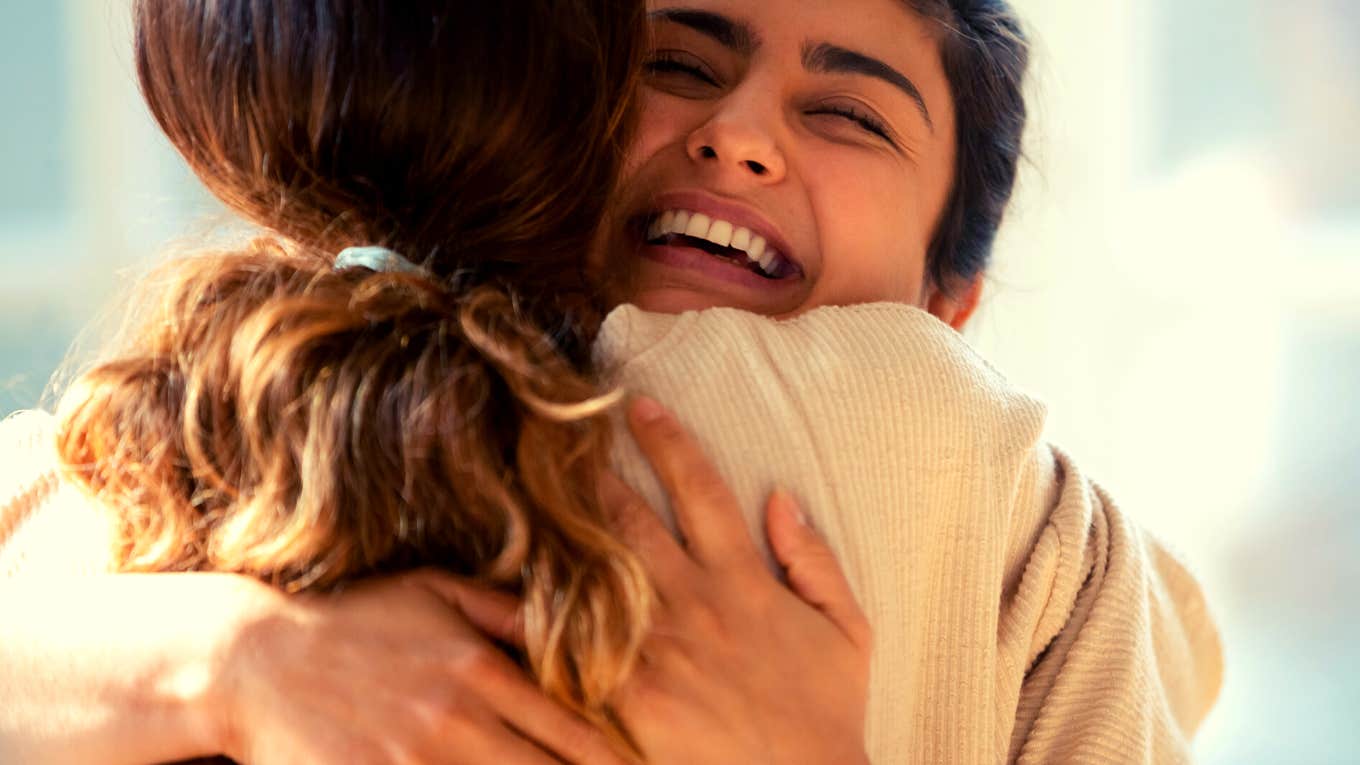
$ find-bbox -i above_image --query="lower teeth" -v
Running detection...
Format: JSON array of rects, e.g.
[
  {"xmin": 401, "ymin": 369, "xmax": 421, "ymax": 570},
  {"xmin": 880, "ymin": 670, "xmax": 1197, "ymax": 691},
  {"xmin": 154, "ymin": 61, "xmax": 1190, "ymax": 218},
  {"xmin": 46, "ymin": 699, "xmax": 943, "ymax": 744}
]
[{"xmin": 646, "ymin": 233, "xmax": 775, "ymax": 279}]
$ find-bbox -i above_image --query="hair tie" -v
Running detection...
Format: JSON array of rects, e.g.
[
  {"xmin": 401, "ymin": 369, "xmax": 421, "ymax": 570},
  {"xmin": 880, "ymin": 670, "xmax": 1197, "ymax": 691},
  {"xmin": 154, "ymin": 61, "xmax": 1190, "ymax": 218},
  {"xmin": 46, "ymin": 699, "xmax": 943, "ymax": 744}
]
[{"xmin": 334, "ymin": 246, "xmax": 424, "ymax": 275}]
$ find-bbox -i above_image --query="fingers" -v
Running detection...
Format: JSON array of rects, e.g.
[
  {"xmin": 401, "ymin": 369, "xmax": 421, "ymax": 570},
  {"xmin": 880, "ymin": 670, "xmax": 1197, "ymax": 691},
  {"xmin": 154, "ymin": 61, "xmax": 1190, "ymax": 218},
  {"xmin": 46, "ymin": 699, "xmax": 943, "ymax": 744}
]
[
  {"xmin": 454, "ymin": 584, "xmax": 526, "ymax": 647},
  {"xmin": 599, "ymin": 471, "xmax": 691, "ymax": 586},
  {"xmin": 431, "ymin": 710, "xmax": 575, "ymax": 765},
  {"xmin": 764, "ymin": 490, "xmax": 871, "ymax": 650},
  {"xmin": 464, "ymin": 647, "xmax": 631, "ymax": 765},
  {"xmin": 626, "ymin": 397, "xmax": 758, "ymax": 567},
  {"xmin": 410, "ymin": 570, "xmax": 524, "ymax": 646},
  {"xmin": 469, "ymin": 723, "xmax": 566, "ymax": 765}
]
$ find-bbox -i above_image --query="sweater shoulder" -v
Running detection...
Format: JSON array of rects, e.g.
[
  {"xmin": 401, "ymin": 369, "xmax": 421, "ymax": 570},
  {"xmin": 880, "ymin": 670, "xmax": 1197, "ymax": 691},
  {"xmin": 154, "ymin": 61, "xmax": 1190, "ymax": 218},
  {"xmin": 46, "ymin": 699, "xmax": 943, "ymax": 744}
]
[
  {"xmin": 0, "ymin": 410, "xmax": 63, "ymax": 542},
  {"xmin": 0, "ymin": 410, "xmax": 115, "ymax": 578},
  {"xmin": 596, "ymin": 303, "xmax": 1049, "ymax": 452}
]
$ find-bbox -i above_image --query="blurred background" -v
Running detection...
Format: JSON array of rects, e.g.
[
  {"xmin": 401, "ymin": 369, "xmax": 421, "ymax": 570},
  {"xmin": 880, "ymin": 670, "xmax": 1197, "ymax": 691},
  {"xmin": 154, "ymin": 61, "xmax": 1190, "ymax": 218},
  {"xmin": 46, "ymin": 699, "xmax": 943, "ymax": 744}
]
[{"xmin": 0, "ymin": 1, "xmax": 1355, "ymax": 761}]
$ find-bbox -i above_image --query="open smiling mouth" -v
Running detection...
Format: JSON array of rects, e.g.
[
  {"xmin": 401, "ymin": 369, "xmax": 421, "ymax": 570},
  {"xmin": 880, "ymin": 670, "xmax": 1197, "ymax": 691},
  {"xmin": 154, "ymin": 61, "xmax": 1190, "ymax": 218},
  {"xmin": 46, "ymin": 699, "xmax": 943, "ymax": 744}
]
[{"xmin": 642, "ymin": 210, "xmax": 801, "ymax": 281}]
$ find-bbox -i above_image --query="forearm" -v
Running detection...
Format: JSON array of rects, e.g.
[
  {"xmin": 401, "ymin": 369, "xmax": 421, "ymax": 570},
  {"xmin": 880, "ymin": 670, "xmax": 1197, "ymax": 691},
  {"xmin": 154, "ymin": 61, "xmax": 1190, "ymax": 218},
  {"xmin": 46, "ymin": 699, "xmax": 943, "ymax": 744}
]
[{"xmin": 0, "ymin": 572, "xmax": 268, "ymax": 764}]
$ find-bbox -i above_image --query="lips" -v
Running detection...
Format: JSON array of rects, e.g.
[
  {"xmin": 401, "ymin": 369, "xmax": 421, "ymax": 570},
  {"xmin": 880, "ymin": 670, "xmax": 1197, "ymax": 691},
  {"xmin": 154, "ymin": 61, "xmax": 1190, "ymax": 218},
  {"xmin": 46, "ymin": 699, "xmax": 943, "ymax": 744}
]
[
  {"xmin": 643, "ymin": 209, "xmax": 799, "ymax": 279},
  {"xmin": 628, "ymin": 190, "xmax": 804, "ymax": 285}
]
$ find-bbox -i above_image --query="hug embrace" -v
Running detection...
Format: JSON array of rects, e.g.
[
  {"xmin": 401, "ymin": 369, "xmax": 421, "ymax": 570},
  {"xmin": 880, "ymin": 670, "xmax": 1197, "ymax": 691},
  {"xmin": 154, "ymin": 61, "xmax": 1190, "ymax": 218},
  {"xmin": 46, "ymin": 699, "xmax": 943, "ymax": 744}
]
[{"xmin": 0, "ymin": 0, "xmax": 1223, "ymax": 763}]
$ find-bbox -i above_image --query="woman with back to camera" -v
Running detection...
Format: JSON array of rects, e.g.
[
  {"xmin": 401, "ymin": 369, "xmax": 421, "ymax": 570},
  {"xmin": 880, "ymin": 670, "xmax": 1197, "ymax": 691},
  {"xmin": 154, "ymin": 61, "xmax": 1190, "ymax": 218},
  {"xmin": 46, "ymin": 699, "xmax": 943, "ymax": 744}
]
[
  {"xmin": 0, "ymin": 0, "xmax": 1223, "ymax": 763},
  {"xmin": 0, "ymin": 1, "xmax": 869, "ymax": 762}
]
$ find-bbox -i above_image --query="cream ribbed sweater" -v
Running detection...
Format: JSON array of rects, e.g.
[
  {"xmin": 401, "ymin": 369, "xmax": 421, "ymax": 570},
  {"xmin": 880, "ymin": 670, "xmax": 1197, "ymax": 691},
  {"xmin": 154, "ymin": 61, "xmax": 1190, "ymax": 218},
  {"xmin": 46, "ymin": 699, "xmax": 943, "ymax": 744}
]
[{"xmin": 1, "ymin": 303, "xmax": 1222, "ymax": 764}]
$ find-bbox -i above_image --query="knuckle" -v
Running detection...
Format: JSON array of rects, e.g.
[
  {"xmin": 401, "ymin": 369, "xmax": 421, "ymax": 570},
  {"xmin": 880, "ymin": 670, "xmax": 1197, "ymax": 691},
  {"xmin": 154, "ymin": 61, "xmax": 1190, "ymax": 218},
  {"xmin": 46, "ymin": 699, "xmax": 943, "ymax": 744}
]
[
  {"xmin": 686, "ymin": 479, "xmax": 732, "ymax": 509},
  {"xmin": 450, "ymin": 643, "xmax": 505, "ymax": 686},
  {"xmin": 727, "ymin": 558, "xmax": 774, "ymax": 591},
  {"xmin": 408, "ymin": 684, "xmax": 465, "ymax": 727}
]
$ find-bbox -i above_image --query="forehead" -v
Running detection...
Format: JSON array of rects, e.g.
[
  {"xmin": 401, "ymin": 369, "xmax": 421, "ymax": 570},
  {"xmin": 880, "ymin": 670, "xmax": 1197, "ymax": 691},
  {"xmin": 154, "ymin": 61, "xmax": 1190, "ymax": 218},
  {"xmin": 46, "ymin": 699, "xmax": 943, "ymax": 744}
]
[
  {"xmin": 645, "ymin": 0, "xmax": 943, "ymax": 59},
  {"xmin": 645, "ymin": 0, "xmax": 954, "ymax": 127}
]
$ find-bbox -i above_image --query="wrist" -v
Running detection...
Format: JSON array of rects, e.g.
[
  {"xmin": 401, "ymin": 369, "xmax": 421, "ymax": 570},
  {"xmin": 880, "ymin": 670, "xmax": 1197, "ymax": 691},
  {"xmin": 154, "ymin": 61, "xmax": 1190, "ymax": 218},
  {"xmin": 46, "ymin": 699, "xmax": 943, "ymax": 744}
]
[{"xmin": 173, "ymin": 573, "xmax": 289, "ymax": 759}]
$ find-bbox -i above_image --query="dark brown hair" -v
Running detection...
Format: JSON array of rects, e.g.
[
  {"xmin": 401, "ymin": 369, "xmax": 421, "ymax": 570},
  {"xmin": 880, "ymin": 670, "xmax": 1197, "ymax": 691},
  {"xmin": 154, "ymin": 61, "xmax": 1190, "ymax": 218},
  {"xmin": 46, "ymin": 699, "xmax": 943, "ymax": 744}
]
[
  {"xmin": 56, "ymin": 0, "xmax": 649, "ymax": 738},
  {"xmin": 912, "ymin": 0, "xmax": 1030, "ymax": 292}
]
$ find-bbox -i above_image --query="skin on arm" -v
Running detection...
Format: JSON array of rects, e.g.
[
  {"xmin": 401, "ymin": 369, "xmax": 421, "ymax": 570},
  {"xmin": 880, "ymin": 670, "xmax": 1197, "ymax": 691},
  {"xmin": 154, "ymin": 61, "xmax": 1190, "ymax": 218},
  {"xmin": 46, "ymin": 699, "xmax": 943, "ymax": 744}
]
[
  {"xmin": 0, "ymin": 570, "xmax": 627, "ymax": 765},
  {"xmin": 0, "ymin": 398, "xmax": 864, "ymax": 764},
  {"xmin": 0, "ymin": 573, "xmax": 265, "ymax": 764}
]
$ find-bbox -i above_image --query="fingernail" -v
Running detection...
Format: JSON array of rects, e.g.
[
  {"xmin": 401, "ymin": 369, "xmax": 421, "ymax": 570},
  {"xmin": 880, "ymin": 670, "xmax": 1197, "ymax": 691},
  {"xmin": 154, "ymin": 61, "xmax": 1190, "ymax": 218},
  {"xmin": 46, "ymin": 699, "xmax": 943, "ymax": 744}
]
[
  {"xmin": 772, "ymin": 488, "xmax": 807, "ymax": 526},
  {"xmin": 631, "ymin": 395, "xmax": 665, "ymax": 424}
]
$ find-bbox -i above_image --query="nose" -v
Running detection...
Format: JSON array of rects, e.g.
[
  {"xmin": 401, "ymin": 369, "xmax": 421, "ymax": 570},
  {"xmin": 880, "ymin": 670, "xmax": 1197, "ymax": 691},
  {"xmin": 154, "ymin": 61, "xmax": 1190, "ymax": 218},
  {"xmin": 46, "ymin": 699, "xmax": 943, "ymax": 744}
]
[{"xmin": 684, "ymin": 111, "xmax": 787, "ymax": 185}]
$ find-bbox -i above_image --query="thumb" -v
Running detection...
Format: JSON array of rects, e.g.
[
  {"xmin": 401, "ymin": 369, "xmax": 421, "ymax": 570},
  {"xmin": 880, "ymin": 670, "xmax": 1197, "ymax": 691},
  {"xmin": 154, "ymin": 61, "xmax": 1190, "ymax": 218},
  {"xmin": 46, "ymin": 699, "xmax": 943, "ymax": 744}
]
[{"xmin": 764, "ymin": 490, "xmax": 871, "ymax": 650}]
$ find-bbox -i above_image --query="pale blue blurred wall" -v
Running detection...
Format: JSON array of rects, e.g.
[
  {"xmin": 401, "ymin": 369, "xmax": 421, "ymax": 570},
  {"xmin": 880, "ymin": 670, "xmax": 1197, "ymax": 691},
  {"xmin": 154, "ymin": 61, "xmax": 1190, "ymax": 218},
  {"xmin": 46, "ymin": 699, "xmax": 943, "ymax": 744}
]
[
  {"xmin": 0, "ymin": 1, "xmax": 214, "ymax": 411},
  {"xmin": 0, "ymin": 3, "xmax": 70, "ymax": 215},
  {"xmin": 1151, "ymin": 14, "xmax": 1360, "ymax": 763},
  {"xmin": 0, "ymin": 2, "xmax": 73, "ymax": 409}
]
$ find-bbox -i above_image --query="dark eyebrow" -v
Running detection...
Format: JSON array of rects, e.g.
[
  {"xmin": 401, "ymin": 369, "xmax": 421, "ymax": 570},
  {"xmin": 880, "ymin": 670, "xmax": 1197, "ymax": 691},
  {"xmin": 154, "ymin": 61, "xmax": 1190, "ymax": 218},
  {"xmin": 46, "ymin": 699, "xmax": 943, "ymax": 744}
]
[
  {"xmin": 647, "ymin": 8, "xmax": 759, "ymax": 57},
  {"xmin": 802, "ymin": 42, "xmax": 934, "ymax": 133}
]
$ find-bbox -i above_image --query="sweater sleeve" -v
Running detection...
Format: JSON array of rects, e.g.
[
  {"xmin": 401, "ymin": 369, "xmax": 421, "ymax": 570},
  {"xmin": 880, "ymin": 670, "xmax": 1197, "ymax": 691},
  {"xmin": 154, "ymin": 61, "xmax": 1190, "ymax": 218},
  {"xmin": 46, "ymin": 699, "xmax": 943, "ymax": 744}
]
[
  {"xmin": 0, "ymin": 410, "xmax": 115, "ymax": 580},
  {"xmin": 997, "ymin": 447, "xmax": 1225, "ymax": 765}
]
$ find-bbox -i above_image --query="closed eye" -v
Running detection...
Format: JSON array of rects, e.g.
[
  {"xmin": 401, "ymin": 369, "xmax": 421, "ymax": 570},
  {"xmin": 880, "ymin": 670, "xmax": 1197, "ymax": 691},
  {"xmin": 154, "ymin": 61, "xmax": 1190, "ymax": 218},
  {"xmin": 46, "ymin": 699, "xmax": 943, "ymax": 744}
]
[
  {"xmin": 809, "ymin": 104, "xmax": 895, "ymax": 145},
  {"xmin": 644, "ymin": 51, "xmax": 721, "ymax": 87}
]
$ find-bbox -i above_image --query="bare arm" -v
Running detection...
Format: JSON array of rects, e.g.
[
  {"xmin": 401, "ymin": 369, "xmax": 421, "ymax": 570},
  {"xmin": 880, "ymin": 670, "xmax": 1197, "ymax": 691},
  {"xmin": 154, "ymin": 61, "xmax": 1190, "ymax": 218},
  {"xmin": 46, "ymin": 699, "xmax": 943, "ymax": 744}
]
[
  {"xmin": 0, "ymin": 572, "xmax": 259, "ymax": 764},
  {"xmin": 2, "ymin": 412, "xmax": 227, "ymax": 762},
  {"xmin": 0, "ymin": 569, "xmax": 630, "ymax": 765},
  {"xmin": 0, "ymin": 410, "xmax": 624, "ymax": 765}
]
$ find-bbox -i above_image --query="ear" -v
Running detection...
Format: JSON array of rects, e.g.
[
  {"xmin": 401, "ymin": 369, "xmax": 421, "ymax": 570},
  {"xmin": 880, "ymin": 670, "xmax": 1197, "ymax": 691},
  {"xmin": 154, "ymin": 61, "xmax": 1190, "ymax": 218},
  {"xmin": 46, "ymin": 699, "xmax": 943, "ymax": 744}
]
[{"xmin": 925, "ymin": 276, "xmax": 984, "ymax": 331}]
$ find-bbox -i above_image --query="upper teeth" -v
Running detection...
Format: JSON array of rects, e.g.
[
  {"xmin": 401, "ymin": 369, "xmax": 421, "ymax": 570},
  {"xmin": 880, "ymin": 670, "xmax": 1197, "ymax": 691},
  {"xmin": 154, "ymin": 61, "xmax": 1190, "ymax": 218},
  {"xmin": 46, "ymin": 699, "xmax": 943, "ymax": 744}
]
[{"xmin": 647, "ymin": 209, "xmax": 778, "ymax": 275}]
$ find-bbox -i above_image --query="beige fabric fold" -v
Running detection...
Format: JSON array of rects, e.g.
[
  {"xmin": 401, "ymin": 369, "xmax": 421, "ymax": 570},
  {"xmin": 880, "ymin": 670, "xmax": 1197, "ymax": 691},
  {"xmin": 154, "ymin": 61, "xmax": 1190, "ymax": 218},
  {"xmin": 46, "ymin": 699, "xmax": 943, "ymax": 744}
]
[
  {"xmin": 594, "ymin": 303, "xmax": 1222, "ymax": 764},
  {"xmin": 0, "ymin": 410, "xmax": 113, "ymax": 581},
  {"xmin": 1, "ymin": 302, "xmax": 1222, "ymax": 763}
]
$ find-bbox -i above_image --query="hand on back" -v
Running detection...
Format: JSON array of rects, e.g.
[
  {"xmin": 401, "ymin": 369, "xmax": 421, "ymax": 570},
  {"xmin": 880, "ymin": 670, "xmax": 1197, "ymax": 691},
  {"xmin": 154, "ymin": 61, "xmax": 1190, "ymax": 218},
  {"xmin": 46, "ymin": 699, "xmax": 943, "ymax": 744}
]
[
  {"xmin": 602, "ymin": 398, "xmax": 872, "ymax": 765},
  {"xmin": 215, "ymin": 571, "xmax": 626, "ymax": 765},
  {"xmin": 214, "ymin": 397, "xmax": 870, "ymax": 764}
]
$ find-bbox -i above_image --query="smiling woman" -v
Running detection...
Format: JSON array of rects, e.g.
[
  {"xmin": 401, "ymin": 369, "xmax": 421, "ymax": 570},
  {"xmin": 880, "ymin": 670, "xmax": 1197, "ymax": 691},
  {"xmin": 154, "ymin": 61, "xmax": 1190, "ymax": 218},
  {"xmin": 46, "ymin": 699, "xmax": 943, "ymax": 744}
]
[
  {"xmin": 597, "ymin": 0, "xmax": 1025, "ymax": 322},
  {"xmin": 0, "ymin": 0, "xmax": 664, "ymax": 761},
  {"xmin": 588, "ymin": 1, "xmax": 1220, "ymax": 762}
]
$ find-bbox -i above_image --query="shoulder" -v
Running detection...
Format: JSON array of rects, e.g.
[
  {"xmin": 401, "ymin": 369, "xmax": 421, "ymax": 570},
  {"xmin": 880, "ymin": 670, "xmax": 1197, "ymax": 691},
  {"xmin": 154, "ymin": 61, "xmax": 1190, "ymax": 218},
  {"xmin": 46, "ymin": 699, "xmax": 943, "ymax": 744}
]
[
  {"xmin": 0, "ymin": 409, "xmax": 62, "ymax": 520},
  {"xmin": 0, "ymin": 409, "xmax": 116, "ymax": 578},
  {"xmin": 0, "ymin": 408, "xmax": 59, "ymax": 457},
  {"xmin": 1, "ymin": 410, "xmax": 64, "ymax": 560},
  {"xmin": 596, "ymin": 302, "xmax": 1048, "ymax": 452}
]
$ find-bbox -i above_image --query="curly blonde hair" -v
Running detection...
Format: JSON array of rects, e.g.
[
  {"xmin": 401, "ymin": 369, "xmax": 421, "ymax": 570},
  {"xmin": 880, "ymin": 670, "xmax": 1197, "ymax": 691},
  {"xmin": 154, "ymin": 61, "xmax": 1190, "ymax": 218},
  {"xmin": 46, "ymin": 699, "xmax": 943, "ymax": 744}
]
[{"xmin": 56, "ymin": 0, "xmax": 649, "ymax": 743}]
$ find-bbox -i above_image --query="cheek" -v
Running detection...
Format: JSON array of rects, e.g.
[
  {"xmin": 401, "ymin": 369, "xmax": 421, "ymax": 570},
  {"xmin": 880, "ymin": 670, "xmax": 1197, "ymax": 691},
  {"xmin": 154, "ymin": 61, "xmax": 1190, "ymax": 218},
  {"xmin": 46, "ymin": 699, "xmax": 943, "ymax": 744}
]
[
  {"xmin": 624, "ymin": 93, "xmax": 695, "ymax": 177},
  {"xmin": 811, "ymin": 162, "xmax": 929, "ymax": 305}
]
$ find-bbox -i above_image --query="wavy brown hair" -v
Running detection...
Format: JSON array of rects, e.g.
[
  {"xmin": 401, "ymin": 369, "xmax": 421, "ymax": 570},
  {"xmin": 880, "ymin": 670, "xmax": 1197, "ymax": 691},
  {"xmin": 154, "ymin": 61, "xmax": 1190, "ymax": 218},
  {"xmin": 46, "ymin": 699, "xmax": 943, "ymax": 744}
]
[
  {"xmin": 910, "ymin": 0, "xmax": 1030, "ymax": 292},
  {"xmin": 55, "ymin": 0, "xmax": 649, "ymax": 741}
]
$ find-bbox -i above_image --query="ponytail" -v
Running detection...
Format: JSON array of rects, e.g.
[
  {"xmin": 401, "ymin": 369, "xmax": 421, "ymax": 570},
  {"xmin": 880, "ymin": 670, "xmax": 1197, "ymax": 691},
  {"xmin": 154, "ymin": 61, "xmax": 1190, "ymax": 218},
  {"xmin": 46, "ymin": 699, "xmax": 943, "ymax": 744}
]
[{"xmin": 57, "ymin": 238, "xmax": 650, "ymax": 732}]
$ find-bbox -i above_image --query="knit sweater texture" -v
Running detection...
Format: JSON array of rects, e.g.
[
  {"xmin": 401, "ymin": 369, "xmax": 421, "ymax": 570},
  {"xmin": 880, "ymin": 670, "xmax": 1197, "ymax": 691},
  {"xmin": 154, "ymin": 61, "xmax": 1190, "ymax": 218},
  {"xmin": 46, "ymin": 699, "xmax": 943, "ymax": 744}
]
[{"xmin": 0, "ymin": 302, "xmax": 1223, "ymax": 763}]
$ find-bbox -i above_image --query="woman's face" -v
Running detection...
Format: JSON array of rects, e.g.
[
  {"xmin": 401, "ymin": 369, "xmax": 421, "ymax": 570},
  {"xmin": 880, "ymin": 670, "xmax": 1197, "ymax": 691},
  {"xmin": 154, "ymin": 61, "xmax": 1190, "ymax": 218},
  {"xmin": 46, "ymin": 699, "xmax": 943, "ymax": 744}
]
[{"xmin": 596, "ymin": 0, "xmax": 970, "ymax": 321}]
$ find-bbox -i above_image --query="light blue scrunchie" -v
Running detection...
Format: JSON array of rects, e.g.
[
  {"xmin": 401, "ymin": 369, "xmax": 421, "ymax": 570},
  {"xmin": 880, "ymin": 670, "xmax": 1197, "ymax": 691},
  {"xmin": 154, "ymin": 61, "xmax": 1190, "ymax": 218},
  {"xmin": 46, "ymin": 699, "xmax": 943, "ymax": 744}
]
[{"xmin": 334, "ymin": 246, "xmax": 424, "ymax": 275}]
